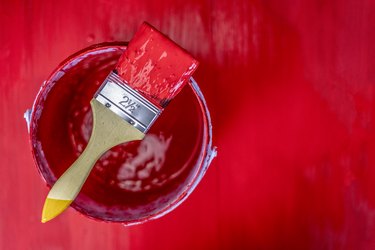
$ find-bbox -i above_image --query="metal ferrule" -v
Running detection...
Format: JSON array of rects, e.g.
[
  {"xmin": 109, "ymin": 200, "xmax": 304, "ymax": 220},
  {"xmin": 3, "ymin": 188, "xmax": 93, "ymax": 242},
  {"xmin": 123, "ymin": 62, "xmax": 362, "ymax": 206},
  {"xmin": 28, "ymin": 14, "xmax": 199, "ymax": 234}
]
[{"xmin": 94, "ymin": 71, "xmax": 162, "ymax": 133}]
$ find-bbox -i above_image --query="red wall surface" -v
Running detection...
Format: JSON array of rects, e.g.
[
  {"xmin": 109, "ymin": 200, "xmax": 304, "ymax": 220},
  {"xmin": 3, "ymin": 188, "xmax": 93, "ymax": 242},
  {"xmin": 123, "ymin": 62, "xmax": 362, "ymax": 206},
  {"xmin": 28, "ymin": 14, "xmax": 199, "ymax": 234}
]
[{"xmin": 1, "ymin": 0, "xmax": 375, "ymax": 249}]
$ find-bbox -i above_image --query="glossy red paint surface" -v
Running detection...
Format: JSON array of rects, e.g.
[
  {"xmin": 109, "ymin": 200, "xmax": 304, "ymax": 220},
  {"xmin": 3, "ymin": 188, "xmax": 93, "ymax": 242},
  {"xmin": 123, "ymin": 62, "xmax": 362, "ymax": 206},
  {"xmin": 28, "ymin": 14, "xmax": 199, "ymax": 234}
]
[{"xmin": 1, "ymin": 0, "xmax": 375, "ymax": 249}]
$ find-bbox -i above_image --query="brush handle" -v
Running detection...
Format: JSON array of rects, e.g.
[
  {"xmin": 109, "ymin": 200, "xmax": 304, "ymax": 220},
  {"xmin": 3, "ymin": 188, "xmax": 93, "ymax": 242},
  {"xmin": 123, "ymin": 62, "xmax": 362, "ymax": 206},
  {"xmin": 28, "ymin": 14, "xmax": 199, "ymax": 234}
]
[{"xmin": 42, "ymin": 99, "xmax": 144, "ymax": 221}]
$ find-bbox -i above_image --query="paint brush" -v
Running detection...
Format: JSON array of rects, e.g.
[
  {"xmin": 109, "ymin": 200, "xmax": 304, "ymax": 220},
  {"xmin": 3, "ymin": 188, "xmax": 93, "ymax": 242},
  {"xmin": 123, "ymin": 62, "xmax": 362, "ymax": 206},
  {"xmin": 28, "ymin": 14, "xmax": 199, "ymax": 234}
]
[{"xmin": 41, "ymin": 22, "xmax": 199, "ymax": 223}]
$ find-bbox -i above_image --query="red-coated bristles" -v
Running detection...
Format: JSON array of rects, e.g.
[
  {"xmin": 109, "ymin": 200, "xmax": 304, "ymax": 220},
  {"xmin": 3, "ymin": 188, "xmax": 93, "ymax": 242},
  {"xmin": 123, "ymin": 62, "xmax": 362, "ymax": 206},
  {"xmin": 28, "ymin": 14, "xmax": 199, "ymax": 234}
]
[{"xmin": 115, "ymin": 22, "xmax": 199, "ymax": 108}]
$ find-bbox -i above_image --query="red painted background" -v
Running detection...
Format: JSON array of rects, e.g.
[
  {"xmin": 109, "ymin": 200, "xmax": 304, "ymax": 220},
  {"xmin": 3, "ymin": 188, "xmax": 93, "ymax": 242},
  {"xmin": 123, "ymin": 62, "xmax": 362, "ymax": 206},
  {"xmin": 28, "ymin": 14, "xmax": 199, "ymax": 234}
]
[{"xmin": 1, "ymin": 0, "xmax": 375, "ymax": 249}]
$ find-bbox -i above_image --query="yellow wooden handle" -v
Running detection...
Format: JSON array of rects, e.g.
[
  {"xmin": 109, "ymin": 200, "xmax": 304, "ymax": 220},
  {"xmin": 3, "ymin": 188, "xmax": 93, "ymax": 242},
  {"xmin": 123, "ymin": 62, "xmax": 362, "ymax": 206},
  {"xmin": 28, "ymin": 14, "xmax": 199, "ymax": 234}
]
[{"xmin": 41, "ymin": 99, "xmax": 145, "ymax": 223}]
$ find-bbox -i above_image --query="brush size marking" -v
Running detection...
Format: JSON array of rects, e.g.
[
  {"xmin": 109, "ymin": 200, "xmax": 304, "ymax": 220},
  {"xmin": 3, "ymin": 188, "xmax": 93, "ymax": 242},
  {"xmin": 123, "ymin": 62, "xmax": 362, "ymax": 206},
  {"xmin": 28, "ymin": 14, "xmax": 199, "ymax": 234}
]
[
  {"xmin": 119, "ymin": 95, "xmax": 140, "ymax": 113},
  {"xmin": 95, "ymin": 72, "xmax": 161, "ymax": 133}
]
